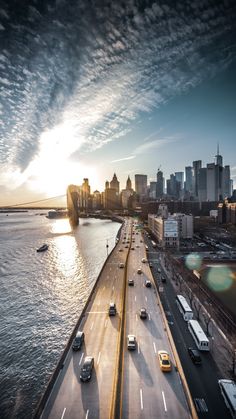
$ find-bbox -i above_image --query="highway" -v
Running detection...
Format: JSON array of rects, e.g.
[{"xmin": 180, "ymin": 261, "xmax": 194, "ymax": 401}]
[
  {"xmin": 41, "ymin": 219, "xmax": 132, "ymax": 419},
  {"xmin": 121, "ymin": 227, "xmax": 190, "ymax": 419},
  {"xmin": 144, "ymin": 234, "xmax": 231, "ymax": 418},
  {"xmin": 40, "ymin": 219, "xmax": 191, "ymax": 419}
]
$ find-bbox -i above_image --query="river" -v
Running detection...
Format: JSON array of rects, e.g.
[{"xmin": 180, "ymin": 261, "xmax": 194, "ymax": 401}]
[{"xmin": 0, "ymin": 210, "xmax": 121, "ymax": 419}]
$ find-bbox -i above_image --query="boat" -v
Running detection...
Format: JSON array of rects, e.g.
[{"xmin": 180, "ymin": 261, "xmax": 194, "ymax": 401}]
[
  {"xmin": 36, "ymin": 244, "xmax": 49, "ymax": 252},
  {"xmin": 46, "ymin": 210, "xmax": 68, "ymax": 219}
]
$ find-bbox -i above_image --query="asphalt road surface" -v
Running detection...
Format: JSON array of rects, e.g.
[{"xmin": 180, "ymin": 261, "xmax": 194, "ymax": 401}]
[
  {"xmin": 121, "ymin": 228, "xmax": 190, "ymax": 419},
  {"xmin": 41, "ymin": 219, "xmax": 132, "ymax": 419}
]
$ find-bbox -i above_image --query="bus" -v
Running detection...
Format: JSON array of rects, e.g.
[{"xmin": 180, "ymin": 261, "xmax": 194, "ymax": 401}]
[
  {"xmin": 176, "ymin": 295, "xmax": 193, "ymax": 321},
  {"xmin": 218, "ymin": 379, "xmax": 236, "ymax": 418},
  {"xmin": 151, "ymin": 240, "xmax": 157, "ymax": 248},
  {"xmin": 188, "ymin": 319, "xmax": 209, "ymax": 351}
]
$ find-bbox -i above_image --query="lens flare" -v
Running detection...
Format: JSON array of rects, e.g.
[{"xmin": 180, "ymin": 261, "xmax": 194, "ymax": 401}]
[
  {"xmin": 206, "ymin": 266, "xmax": 233, "ymax": 292},
  {"xmin": 185, "ymin": 253, "xmax": 202, "ymax": 270}
]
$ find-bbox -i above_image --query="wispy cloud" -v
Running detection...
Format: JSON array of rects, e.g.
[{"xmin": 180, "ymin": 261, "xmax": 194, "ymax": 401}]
[
  {"xmin": 0, "ymin": 0, "xmax": 235, "ymax": 188},
  {"xmin": 134, "ymin": 137, "xmax": 180, "ymax": 154},
  {"xmin": 111, "ymin": 155, "xmax": 136, "ymax": 163}
]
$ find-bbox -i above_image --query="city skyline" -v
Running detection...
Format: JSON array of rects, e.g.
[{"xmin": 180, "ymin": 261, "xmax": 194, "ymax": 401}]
[{"xmin": 0, "ymin": 1, "xmax": 236, "ymax": 206}]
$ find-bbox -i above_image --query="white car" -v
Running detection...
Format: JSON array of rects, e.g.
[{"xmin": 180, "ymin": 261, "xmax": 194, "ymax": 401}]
[{"xmin": 119, "ymin": 263, "xmax": 125, "ymax": 268}]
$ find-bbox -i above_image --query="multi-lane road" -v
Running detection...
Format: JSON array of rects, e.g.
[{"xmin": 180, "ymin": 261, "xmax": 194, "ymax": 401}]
[{"xmin": 40, "ymin": 219, "xmax": 192, "ymax": 419}]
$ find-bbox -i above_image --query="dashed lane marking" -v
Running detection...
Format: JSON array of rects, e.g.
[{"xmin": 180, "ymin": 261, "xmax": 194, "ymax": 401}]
[
  {"xmin": 79, "ymin": 353, "xmax": 84, "ymax": 366},
  {"xmin": 162, "ymin": 391, "xmax": 167, "ymax": 412},
  {"xmin": 140, "ymin": 389, "xmax": 143, "ymax": 410},
  {"xmin": 61, "ymin": 407, "xmax": 66, "ymax": 419}
]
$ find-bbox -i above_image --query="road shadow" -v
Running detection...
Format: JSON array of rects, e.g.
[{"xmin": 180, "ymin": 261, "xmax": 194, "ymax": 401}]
[
  {"xmin": 129, "ymin": 349, "xmax": 154, "ymax": 387},
  {"xmin": 142, "ymin": 316, "xmax": 162, "ymax": 339},
  {"xmin": 108, "ymin": 314, "xmax": 120, "ymax": 332}
]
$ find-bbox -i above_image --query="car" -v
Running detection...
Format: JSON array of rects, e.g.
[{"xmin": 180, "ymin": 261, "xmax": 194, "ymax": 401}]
[
  {"xmin": 80, "ymin": 356, "xmax": 94, "ymax": 381},
  {"xmin": 157, "ymin": 268, "xmax": 161, "ymax": 273},
  {"xmin": 137, "ymin": 268, "xmax": 142, "ymax": 274},
  {"xmin": 118, "ymin": 248, "xmax": 123, "ymax": 252},
  {"xmin": 127, "ymin": 334, "xmax": 136, "ymax": 350},
  {"xmin": 136, "ymin": 245, "xmax": 140, "ymax": 248},
  {"xmin": 131, "ymin": 247, "xmax": 135, "ymax": 250},
  {"xmin": 128, "ymin": 278, "xmax": 134, "ymax": 286},
  {"xmin": 158, "ymin": 350, "xmax": 172, "ymax": 372},
  {"xmin": 108, "ymin": 302, "xmax": 117, "ymax": 316},
  {"xmin": 188, "ymin": 347, "xmax": 202, "ymax": 365},
  {"xmin": 140, "ymin": 240, "xmax": 143, "ymax": 243},
  {"xmin": 161, "ymin": 276, "xmax": 166, "ymax": 283},
  {"xmin": 149, "ymin": 262, "xmax": 153, "ymax": 268},
  {"xmin": 145, "ymin": 279, "xmax": 152, "ymax": 287},
  {"xmin": 139, "ymin": 308, "xmax": 147, "ymax": 319},
  {"xmin": 141, "ymin": 258, "xmax": 146, "ymax": 263},
  {"xmin": 72, "ymin": 331, "xmax": 84, "ymax": 351},
  {"xmin": 119, "ymin": 262, "xmax": 125, "ymax": 268}
]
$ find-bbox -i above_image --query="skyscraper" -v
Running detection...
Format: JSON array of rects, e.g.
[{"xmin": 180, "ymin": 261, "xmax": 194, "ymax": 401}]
[
  {"xmin": 110, "ymin": 173, "xmax": 120, "ymax": 194},
  {"xmin": 185, "ymin": 166, "xmax": 193, "ymax": 194},
  {"xmin": 192, "ymin": 160, "xmax": 202, "ymax": 198},
  {"xmin": 135, "ymin": 174, "xmax": 147, "ymax": 200},
  {"xmin": 156, "ymin": 169, "xmax": 164, "ymax": 198}
]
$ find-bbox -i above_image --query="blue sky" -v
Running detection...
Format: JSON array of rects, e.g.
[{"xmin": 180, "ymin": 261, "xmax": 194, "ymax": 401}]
[{"xmin": 0, "ymin": 0, "xmax": 235, "ymax": 206}]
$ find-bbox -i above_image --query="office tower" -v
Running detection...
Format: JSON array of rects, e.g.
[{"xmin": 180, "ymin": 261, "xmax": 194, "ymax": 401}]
[
  {"xmin": 135, "ymin": 174, "xmax": 147, "ymax": 200},
  {"xmin": 215, "ymin": 143, "xmax": 223, "ymax": 167},
  {"xmin": 206, "ymin": 163, "xmax": 217, "ymax": 201},
  {"xmin": 175, "ymin": 172, "xmax": 184, "ymax": 190},
  {"xmin": 126, "ymin": 175, "xmax": 132, "ymax": 190},
  {"xmin": 185, "ymin": 166, "xmax": 193, "ymax": 193},
  {"xmin": 150, "ymin": 181, "xmax": 157, "ymax": 199},
  {"xmin": 110, "ymin": 173, "xmax": 120, "ymax": 194},
  {"xmin": 156, "ymin": 169, "xmax": 164, "ymax": 198},
  {"xmin": 223, "ymin": 165, "xmax": 231, "ymax": 198},
  {"xmin": 192, "ymin": 160, "xmax": 202, "ymax": 198},
  {"xmin": 198, "ymin": 168, "xmax": 207, "ymax": 202}
]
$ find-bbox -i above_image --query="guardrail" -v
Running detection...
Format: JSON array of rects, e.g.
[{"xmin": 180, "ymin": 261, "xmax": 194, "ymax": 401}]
[{"xmin": 33, "ymin": 221, "xmax": 124, "ymax": 419}]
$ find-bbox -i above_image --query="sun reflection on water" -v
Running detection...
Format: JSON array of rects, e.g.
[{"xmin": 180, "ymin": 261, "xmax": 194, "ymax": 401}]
[{"xmin": 50, "ymin": 219, "xmax": 72, "ymax": 235}]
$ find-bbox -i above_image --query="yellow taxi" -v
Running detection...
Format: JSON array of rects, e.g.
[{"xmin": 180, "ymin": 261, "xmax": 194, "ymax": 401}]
[{"xmin": 158, "ymin": 350, "xmax": 172, "ymax": 372}]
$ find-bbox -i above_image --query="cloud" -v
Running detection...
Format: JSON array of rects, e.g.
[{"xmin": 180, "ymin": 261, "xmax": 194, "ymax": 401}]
[
  {"xmin": 0, "ymin": 0, "xmax": 235, "ymax": 189},
  {"xmin": 111, "ymin": 155, "xmax": 136, "ymax": 163},
  {"xmin": 134, "ymin": 136, "xmax": 180, "ymax": 154}
]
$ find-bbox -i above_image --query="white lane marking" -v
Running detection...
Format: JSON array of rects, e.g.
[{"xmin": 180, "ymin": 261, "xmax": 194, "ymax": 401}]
[
  {"xmin": 79, "ymin": 352, "xmax": 84, "ymax": 365},
  {"xmin": 97, "ymin": 351, "xmax": 101, "ymax": 365},
  {"xmin": 162, "ymin": 391, "xmax": 167, "ymax": 412},
  {"xmin": 153, "ymin": 342, "xmax": 157, "ymax": 354},
  {"xmin": 140, "ymin": 388, "xmax": 143, "ymax": 410},
  {"xmin": 136, "ymin": 314, "xmax": 138, "ymax": 321},
  {"xmin": 138, "ymin": 343, "xmax": 140, "ymax": 354},
  {"xmin": 112, "ymin": 285, "xmax": 114, "ymax": 291},
  {"xmin": 145, "ymin": 296, "xmax": 147, "ymax": 302},
  {"xmin": 85, "ymin": 410, "xmax": 89, "ymax": 419},
  {"xmin": 105, "ymin": 319, "xmax": 108, "ymax": 328},
  {"xmin": 61, "ymin": 407, "xmax": 66, "ymax": 419},
  {"xmin": 135, "ymin": 296, "xmax": 137, "ymax": 302},
  {"xmin": 90, "ymin": 322, "xmax": 94, "ymax": 331},
  {"xmin": 97, "ymin": 300, "xmax": 100, "ymax": 306},
  {"xmin": 148, "ymin": 313, "xmax": 151, "ymax": 320}
]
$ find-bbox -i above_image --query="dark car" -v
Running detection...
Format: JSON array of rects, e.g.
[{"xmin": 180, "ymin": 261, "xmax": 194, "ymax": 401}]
[
  {"xmin": 108, "ymin": 302, "xmax": 117, "ymax": 316},
  {"xmin": 139, "ymin": 308, "xmax": 147, "ymax": 319},
  {"xmin": 80, "ymin": 356, "xmax": 94, "ymax": 381},
  {"xmin": 145, "ymin": 279, "xmax": 152, "ymax": 287},
  {"xmin": 72, "ymin": 331, "xmax": 84, "ymax": 351},
  {"xmin": 161, "ymin": 276, "xmax": 166, "ymax": 283},
  {"xmin": 188, "ymin": 347, "xmax": 202, "ymax": 365}
]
